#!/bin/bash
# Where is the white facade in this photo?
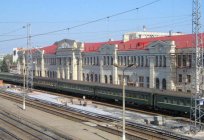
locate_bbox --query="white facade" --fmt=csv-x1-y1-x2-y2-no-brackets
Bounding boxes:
123,31,183,42
17,34,204,93
13,48,21,63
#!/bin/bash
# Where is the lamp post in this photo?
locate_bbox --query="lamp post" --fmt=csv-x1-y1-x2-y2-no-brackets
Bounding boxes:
113,63,134,140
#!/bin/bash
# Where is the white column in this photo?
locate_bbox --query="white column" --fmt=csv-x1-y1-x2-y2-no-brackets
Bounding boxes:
100,55,104,83
41,51,45,77
71,51,77,80
149,56,155,88
78,53,83,81
57,67,60,79
113,45,118,84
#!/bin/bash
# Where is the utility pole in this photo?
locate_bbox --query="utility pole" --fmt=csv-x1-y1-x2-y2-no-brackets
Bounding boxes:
190,0,204,133
26,23,33,91
23,23,33,110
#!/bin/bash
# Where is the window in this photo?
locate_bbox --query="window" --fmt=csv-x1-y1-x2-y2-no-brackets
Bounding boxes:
95,74,98,82
178,89,182,92
178,74,182,82
188,55,192,67
124,56,127,66
156,78,160,89
162,79,166,90
155,56,158,67
139,76,144,87
110,75,113,84
145,56,148,67
83,73,85,81
178,55,181,67
187,90,191,93
141,56,144,67
86,74,89,81
105,75,108,83
13,50,16,56
91,74,93,82
187,75,191,83
163,56,166,67
183,55,186,67
97,56,99,65
159,56,162,67
103,56,106,65
146,77,149,88
138,56,140,66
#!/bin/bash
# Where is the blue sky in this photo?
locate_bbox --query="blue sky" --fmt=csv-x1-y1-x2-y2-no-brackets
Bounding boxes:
0,0,200,54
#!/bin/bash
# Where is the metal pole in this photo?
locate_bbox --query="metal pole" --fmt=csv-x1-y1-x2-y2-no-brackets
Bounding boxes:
122,69,125,140
23,51,26,110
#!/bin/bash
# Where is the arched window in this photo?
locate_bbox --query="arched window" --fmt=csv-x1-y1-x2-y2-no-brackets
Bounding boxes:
83,73,85,81
91,74,93,82
52,71,55,78
105,75,108,83
162,79,166,90
86,74,89,81
95,74,98,82
110,75,113,84
156,78,160,89
55,71,57,78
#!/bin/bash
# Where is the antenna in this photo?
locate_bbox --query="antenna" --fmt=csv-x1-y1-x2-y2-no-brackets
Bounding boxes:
190,0,204,133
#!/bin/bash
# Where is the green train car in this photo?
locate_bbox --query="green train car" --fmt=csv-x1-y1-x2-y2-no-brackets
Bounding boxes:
153,92,191,115
0,72,195,116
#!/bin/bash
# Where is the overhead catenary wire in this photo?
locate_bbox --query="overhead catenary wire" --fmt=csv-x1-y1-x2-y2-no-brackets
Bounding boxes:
0,0,161,43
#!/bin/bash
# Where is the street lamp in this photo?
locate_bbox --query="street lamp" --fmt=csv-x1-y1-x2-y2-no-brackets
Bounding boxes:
113,63,134,140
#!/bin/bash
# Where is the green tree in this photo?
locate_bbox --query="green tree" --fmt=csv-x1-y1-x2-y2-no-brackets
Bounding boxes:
0,54,13,72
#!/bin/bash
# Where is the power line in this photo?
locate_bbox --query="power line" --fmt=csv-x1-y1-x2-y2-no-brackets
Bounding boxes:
0,0,161,43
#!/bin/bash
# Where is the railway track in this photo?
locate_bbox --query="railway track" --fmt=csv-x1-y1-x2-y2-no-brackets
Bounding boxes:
0,110,68,140
0,127,22,140
0,89,195,140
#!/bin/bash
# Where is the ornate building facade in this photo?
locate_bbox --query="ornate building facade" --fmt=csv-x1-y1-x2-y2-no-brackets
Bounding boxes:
17,32,204,93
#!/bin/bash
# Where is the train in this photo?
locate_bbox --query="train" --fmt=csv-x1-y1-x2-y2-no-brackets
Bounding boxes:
0,72,191,116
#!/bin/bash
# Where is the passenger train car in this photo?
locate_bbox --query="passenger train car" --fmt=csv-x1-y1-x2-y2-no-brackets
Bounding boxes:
0,72,191,116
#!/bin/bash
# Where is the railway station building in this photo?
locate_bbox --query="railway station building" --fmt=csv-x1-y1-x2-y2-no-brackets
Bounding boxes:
16,31,204,93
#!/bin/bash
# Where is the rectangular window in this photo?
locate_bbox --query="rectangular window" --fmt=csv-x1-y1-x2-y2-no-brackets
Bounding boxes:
163,56,166,67
178,74,182,82
146,77,149,88
187,75,191,83
178,55,181,67
187,90,191,93
188,55,192,67
139,76,144,87
183,55,186,67
155,56,158,67
159,55,162,67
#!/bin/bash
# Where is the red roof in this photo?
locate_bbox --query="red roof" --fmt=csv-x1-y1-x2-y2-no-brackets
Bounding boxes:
84,40,122,52
39,33,204,54
41,44,58,54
